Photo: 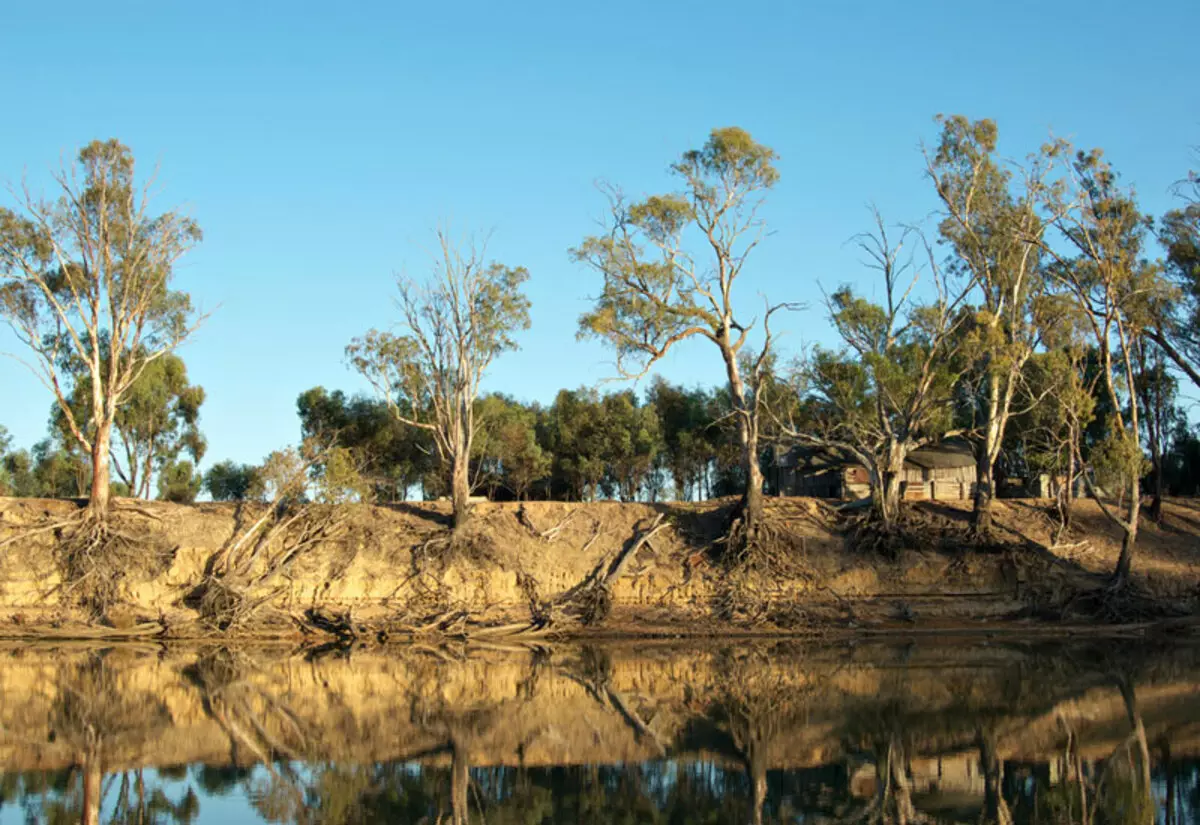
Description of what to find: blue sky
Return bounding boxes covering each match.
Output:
[1,0,1197,468]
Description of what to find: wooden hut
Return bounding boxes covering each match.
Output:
[900,440,977,500]
[773,439,977,501]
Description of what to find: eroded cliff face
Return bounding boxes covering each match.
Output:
[0,497,1056,638]
[0,641,1197,775]
[0,497,1196,640]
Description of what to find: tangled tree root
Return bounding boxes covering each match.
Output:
[1020,577,1192,625]
[192,502,352,632]
[55,511,175,619]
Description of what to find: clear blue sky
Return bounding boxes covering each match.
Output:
[2,0,1196,468]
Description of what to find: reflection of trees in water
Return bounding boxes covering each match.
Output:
[2,645,1199,824]
[23,653,200,824]
[0,766,200,824]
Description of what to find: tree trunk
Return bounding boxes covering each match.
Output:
[1118,678,1154,825]
[973,374,1004,540]
[1148,427,1163,523]
[1112,476,1140,588]
[81,756,102,825]
[877,444,906,529]
[1055,437,1077,544]
[746,745,767,825]
[978,729,1013,825]
[89,422,112,518]
[722,339,761,540]
[451,451,471,531]
[742,422,764,539]
[450,740,470,825]
[973,456,995,540]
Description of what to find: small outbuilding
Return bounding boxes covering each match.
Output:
[773,439,978,501]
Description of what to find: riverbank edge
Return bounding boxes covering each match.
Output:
[0,496,1197,642]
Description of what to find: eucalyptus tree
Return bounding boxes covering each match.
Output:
[1150,166,1200,389]
[52,352,206,500]
[926,115,1055,538]
[573,127,796,543]
[782,211,972,528]
[0,139,202,520]
[1040,146,1172,587]
[347,231,530,529]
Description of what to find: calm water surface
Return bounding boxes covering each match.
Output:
[0,639,1196,824]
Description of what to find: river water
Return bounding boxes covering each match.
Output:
[0,638,1196,824]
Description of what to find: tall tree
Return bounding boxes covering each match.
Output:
[52,352,206,499]
[0,139,202,519]
[926,115,1053,538]
[1150,165,1200,389]
[1041,146,1170,587]
[347,231,531,529]
[646,379,717,501]
[573,127,796,543]
[542,388,610,501]
[782,212,972,528]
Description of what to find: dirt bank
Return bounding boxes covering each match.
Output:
[0,496,1197,641]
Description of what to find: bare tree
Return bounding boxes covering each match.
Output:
[0,139,202,520]
[573,127,798,545]
[779,210,972,529]
[346,231,530,529]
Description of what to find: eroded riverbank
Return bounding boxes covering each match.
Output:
[0,496,1197,641]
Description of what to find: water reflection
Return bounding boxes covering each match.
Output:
[0,640,1196,823]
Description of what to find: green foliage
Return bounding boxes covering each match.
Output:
[598,390,662,501]
[1090,428,1150,493]
[473,393,551,500]
[646,378,720,500]
[1156,167,1200,386]
[0,426,12,495]
[0,438,87,499]
[573,126,779,379]
[157,460,202,504]
[203,460,260,502]
[52,352,206,499]
[297,386,431,502]
[313,446,369,504]
[541,388,613,501]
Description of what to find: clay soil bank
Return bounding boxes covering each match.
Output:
[0,496,1197,641]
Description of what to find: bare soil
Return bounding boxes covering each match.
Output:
[0,495,1196,641]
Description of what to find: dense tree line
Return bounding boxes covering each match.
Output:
[283,379,750,505]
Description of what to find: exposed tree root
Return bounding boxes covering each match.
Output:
[1019,576,1192,625]
[54,511,176,619]
[192,502,351,632]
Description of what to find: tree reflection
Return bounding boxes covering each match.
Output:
[0,644,1197,824]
